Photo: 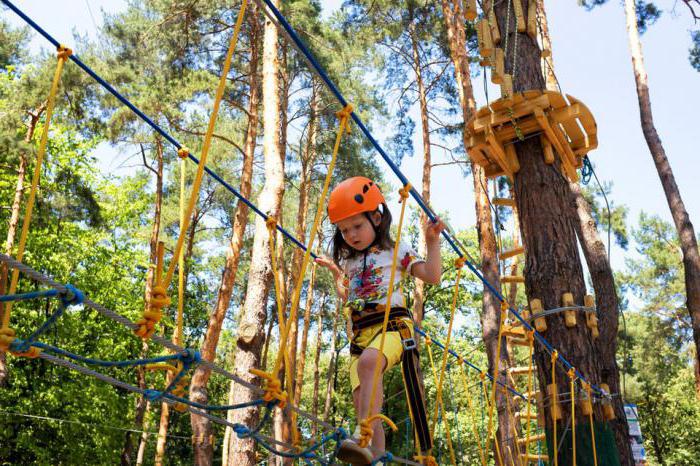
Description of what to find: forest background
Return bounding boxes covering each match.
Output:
[1,0,699,465]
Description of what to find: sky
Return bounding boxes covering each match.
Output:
[3,0,699,276]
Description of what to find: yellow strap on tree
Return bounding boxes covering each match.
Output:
[2,45,71,335]
[457,360,487,466]
[430,259,464,434]
[484,301,508,466]
[357,182,411,449]
[134,0,248,339]
[583,382,599,466]
[424,336,457,466]
[568,367,577,466]
[551,350,559,466]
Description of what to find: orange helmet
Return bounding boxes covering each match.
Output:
[327,176,385,224]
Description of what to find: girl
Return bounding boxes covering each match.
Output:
[315,176,444,464]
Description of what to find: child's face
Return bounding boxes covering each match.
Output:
[337,212,380,251]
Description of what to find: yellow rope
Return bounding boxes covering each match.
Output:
[584,382,598,466]
[457,361,487,466]
[551,350,559,466]
[176,158,186,346]
[502,386,522,466]
[134,0,248,339]
[484,302,508,466]
[357,182,411,448]
[568,368,577,466]
[2,45,71,335]
[430,259,464,434]
[480,371,504,466]
[524,330,535,460]
[424,337,457,466]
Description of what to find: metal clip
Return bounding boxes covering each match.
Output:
[402,337,417,351]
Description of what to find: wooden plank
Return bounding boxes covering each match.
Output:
[489,9,501,44]
[540,135,555,164]
[500,246,525,260]
[472,94,550,133]
[504,141,521,174]
[477,20,493,58]
[501,275,525,284]
[500,73,513,99]
[491,48,505,85]
[492,197,515,207]
[513,0,526,32]
[527,0,537,39]
[550,103,582,123]
[464,0,477,21]
[467,146,488,166]
[485,164,505,179]
[485,127,513,179]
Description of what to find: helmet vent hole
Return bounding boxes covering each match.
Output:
[362,184,369,193]
[354,194,364,204]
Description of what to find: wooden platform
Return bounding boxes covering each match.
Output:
[466,90,597,182]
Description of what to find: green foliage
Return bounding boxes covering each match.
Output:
[582,183,630,250]
[690,30,700,71]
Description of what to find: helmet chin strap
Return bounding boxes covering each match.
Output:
[362,210,381,252]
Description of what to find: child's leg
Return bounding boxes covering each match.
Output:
[356,348,386,452]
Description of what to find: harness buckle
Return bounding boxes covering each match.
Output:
[402,336,417,351]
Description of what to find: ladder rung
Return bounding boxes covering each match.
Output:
[493,197,516,207]
[508,337,530,346]
[501,275,525,284]
[521,454,549,463]
[508,366,532,376]
[500,246,525,260]
[518,433,545,445]
[502,325,526,338]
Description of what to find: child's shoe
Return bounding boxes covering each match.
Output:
[336,427,373,465]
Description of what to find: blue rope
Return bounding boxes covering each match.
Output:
[581,156,593,185]
[0,289,58,302]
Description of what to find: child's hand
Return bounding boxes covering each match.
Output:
[424,217,446,244]
[315,255,348,301]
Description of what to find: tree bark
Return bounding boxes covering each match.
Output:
[311,299,325,437]
[135,401,151,466]
[190,6,261,463]
[323,303,341,425]
[122,136,164,465]
[227,2,286,463]
[493,1,616,463]
[440,1,516,462]
[536,0,558,92]
[408,16,432,326]
[623,0,700,397]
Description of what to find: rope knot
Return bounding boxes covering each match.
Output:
[479,371,486,381]
[265,216,277,231]
[423,335,432,346]
[57,45,72,60]
[398,183,412,201]
[177,147,190,159]
[144,389,162,401]
[551,350,559,364]
[233,423,251,438]
[335,104,354,132]
[567,367,576,380]
[135,284,171,339]
[249,369,288,408]
[358,414,397,448]
[9,337,42,358]
[60,284,84,307]
[454,256,466,268]
[456,357,464,366]
[180,349,201,366]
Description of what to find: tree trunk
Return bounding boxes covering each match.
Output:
[623,0,700,397]
[311,299,325,437]
[190,6,262,463]
[408,17,432,326]
[135,401,151,466]
[323,303,341,425]
[293,264,316,406]
[493,1,617,463]
[0,104,45,386]
[227,2,285,463]
[122,136,165,465]
[534,3,634,461]
[440,1,516,462]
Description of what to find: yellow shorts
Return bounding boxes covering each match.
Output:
[349,319,414,393]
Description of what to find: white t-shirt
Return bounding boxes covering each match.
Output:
[342,242,424,309]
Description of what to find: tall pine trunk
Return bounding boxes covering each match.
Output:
[493,1,618,463]
[534,3,633,461]
[122,137,165,465]
[190,6,262,464]
[440,1,516,462]
[408,17,432,326]
[623,0,700,396]
[227,2,286,463]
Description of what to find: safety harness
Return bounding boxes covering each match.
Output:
[349,303,432,453]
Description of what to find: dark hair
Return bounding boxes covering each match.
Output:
[332,203,394,265]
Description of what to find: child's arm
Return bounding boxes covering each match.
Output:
[410,218,446,285]
[315,255,348,301]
